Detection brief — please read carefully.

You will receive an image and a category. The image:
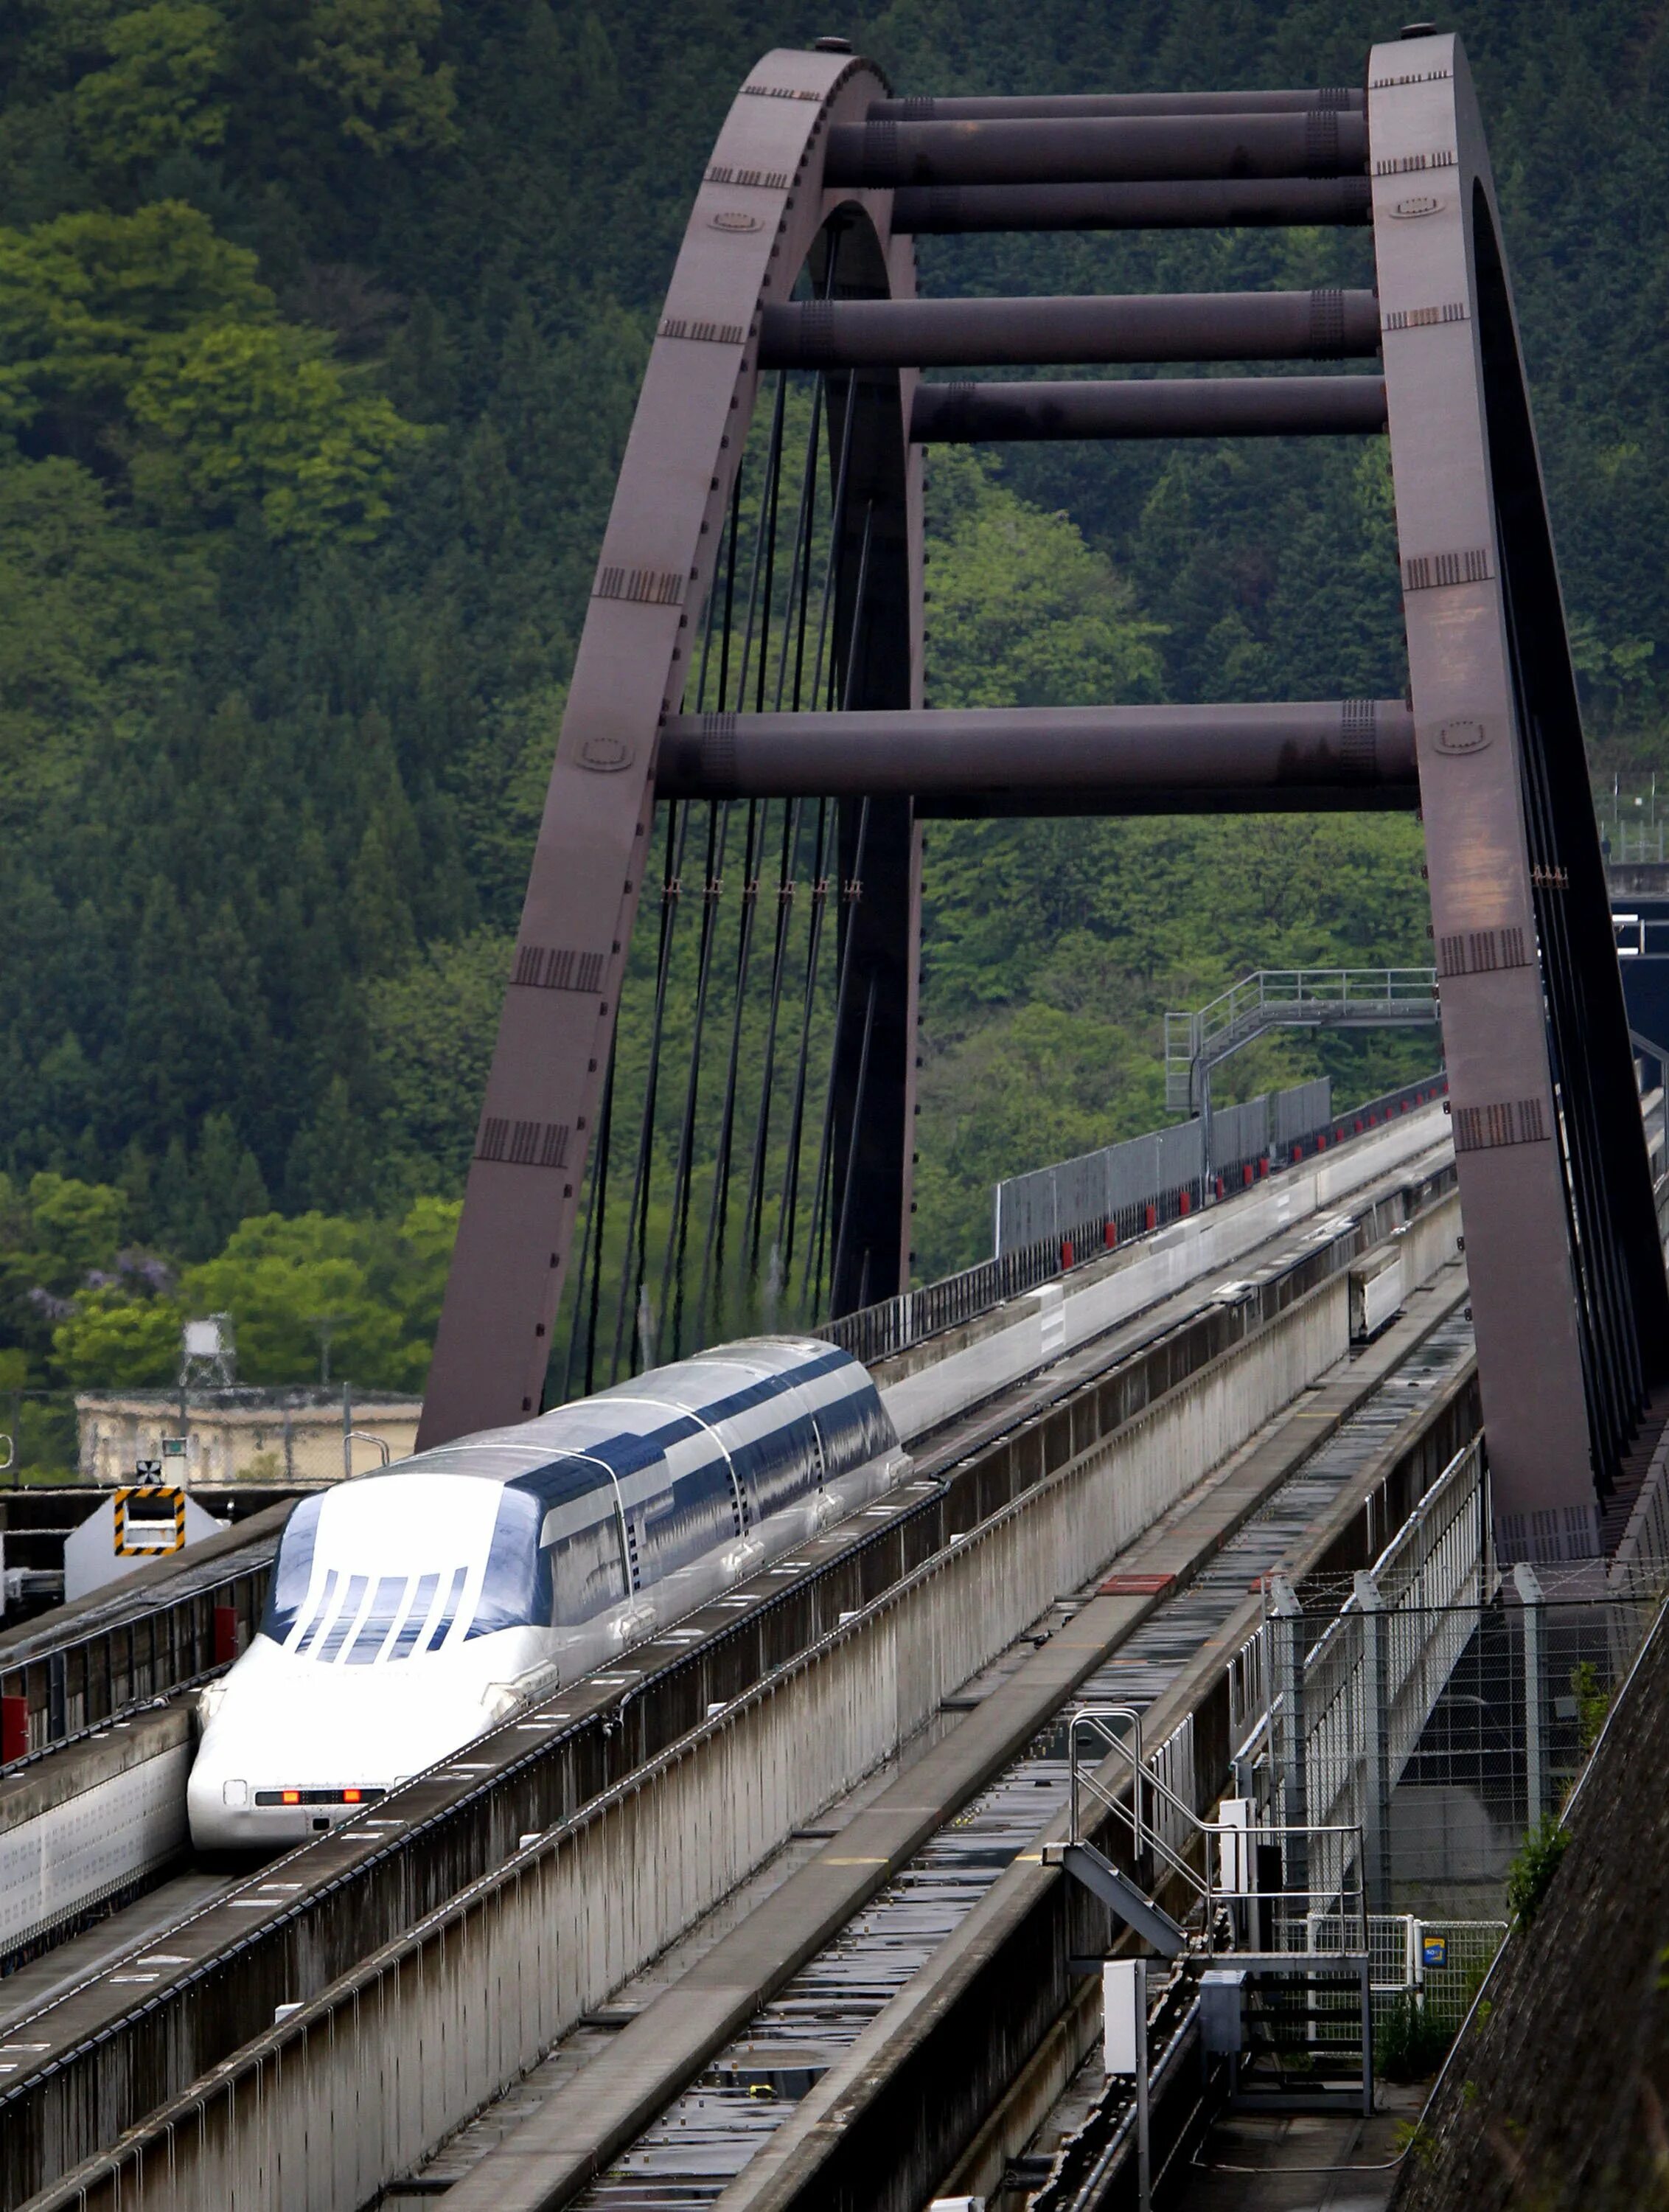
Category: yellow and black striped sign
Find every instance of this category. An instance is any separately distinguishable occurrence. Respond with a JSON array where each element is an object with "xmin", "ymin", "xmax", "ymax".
[{"xmin": 112, "ymin": 1485, "xmax": 187, "ymax": 1557}]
